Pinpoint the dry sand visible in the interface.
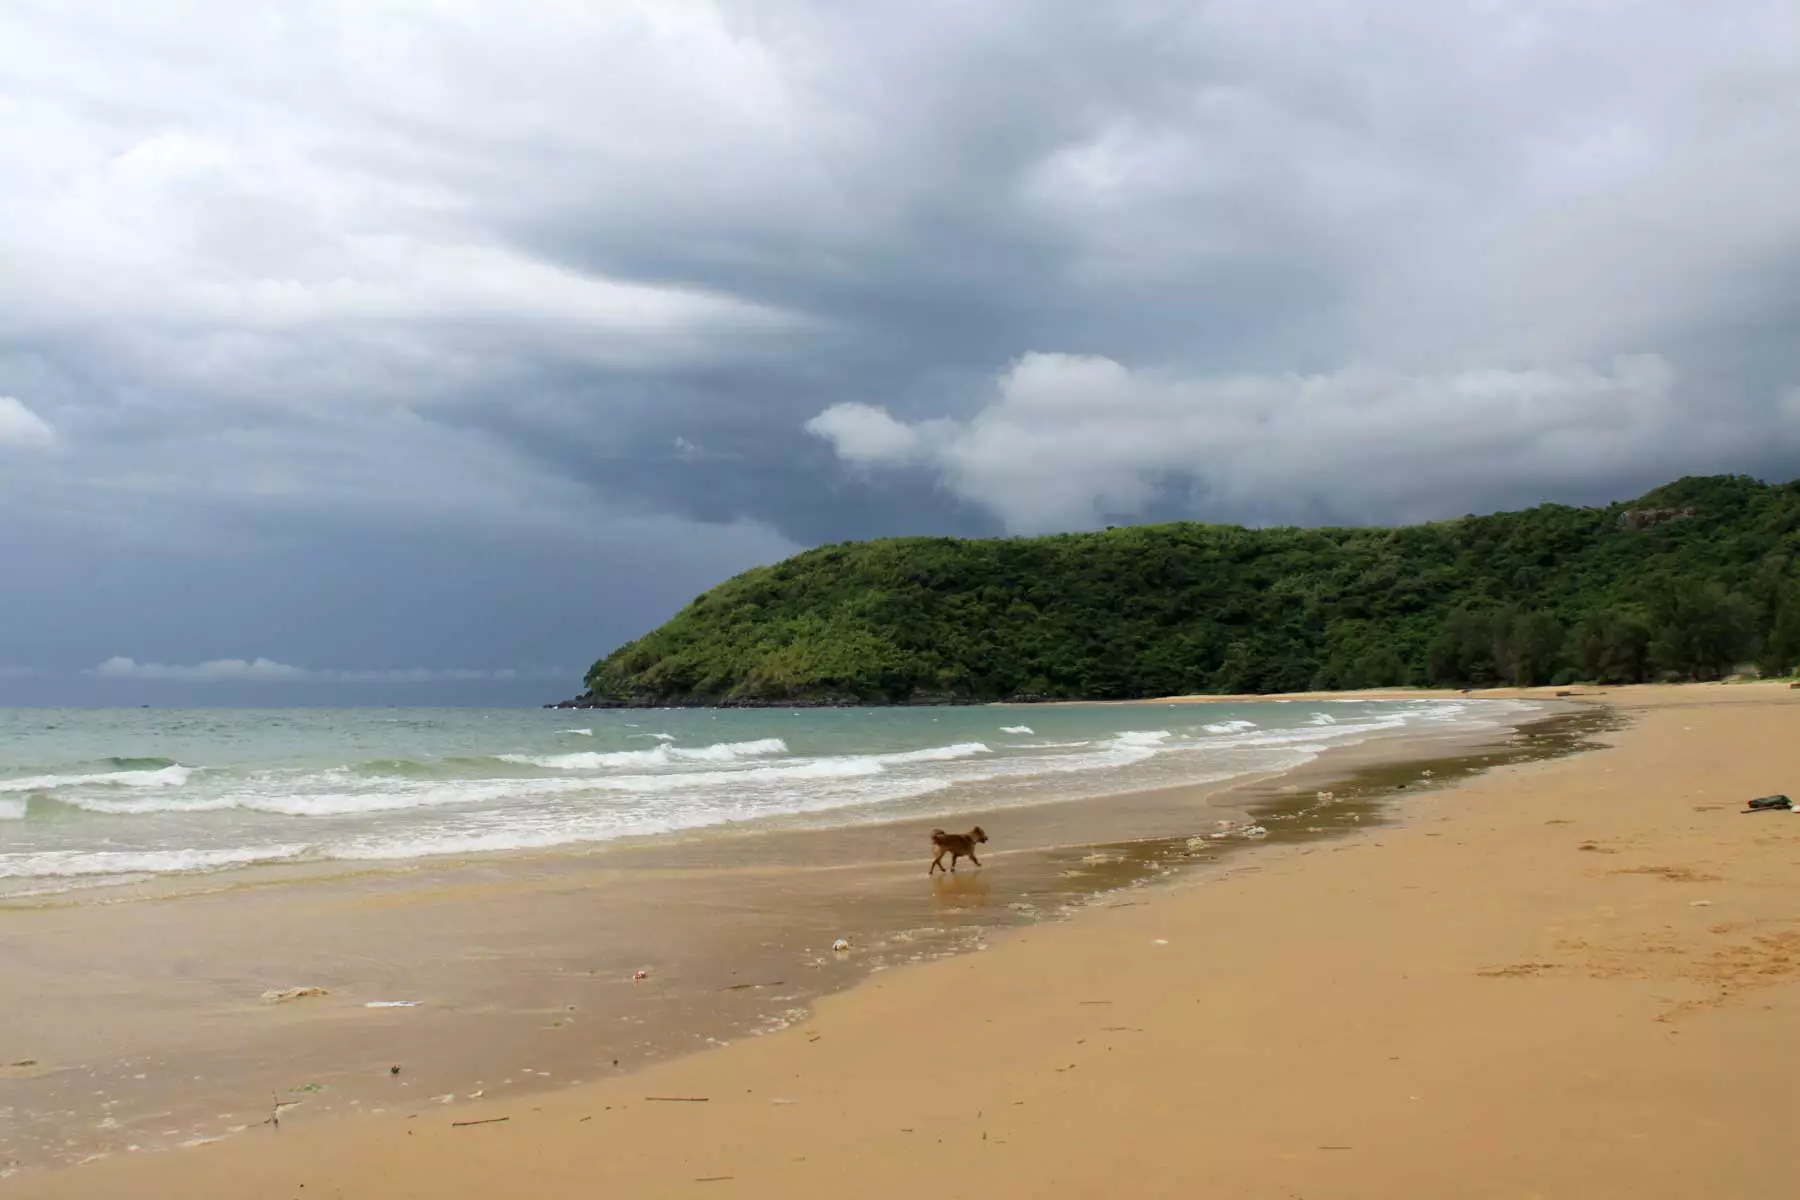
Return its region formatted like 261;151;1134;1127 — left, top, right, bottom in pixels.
7;682;1798;1198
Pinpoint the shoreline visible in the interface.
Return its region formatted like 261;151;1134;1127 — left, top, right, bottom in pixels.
0;700;1560;1180
11;682;1791;1196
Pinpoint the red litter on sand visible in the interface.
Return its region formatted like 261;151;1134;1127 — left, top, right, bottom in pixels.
633;970;649;981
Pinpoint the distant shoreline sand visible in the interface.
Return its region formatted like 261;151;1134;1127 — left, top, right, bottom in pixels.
18;685;1794;1196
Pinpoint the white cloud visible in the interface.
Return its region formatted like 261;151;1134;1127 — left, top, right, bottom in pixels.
0;396;55;448
810;350;1798;532
89;657;565;684
804;403;932;465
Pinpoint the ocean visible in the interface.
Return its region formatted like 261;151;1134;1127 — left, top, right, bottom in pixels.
0;699;1533;897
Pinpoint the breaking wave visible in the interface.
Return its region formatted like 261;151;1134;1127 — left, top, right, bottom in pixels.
502;738;790;770
0;699;1543;888
0;764;194;793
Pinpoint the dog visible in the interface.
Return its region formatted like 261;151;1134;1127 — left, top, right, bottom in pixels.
929;825;988;874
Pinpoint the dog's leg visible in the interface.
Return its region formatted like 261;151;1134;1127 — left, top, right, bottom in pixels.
966;850;981;867
930;848;945;874
950;851;961;873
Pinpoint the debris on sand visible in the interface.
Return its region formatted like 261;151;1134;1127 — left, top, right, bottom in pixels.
260;987;328;1004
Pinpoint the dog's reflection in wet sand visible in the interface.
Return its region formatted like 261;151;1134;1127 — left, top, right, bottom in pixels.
930;870;992;909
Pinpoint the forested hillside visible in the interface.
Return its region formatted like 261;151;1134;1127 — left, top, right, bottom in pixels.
575;475;1800;706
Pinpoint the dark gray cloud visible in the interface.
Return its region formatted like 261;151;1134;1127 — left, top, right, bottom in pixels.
3;1;1800;700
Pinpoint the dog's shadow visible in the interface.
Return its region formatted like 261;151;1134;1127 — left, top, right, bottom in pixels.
930;870;992;909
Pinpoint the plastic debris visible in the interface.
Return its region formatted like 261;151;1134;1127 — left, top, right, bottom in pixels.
831;938;851;953
632;969;649;981
1743;794;1792;813
1240;825;1269;839
364;1000;421;1008
260;987;328;1004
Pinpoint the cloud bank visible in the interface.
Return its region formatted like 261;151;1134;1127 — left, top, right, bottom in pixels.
2;2;1799;698
809;351;1800;531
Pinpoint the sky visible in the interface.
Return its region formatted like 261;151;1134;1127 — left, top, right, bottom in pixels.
3;1;1800;705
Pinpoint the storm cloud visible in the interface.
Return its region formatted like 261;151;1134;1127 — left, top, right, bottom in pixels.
3;1;1799;701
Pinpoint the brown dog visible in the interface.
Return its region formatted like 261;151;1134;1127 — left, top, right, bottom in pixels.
929;825;988;874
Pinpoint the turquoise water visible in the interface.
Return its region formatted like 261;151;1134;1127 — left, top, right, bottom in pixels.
0;700;1531;894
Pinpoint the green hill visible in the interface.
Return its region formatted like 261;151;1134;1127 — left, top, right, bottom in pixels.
577;475;1800;706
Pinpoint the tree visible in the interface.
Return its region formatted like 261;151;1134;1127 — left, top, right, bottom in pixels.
1504;610;1565;686
1648;583;1756;681
1573;609;1654;684
1761;586;1800;677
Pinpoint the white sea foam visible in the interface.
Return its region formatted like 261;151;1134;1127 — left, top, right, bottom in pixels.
561;728;594;736
1000;725;1034;734
503;737;790;770
330;777;963;864
50;793;241;816
0;844;316;880
1307;712;1338;725
0;764;193;793
873;741;991;765
0;700;1532;887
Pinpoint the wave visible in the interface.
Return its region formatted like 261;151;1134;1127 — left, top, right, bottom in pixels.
1203;720;1258;734
45;793;240;816
341;758;474;779
0;764;194;794
22;741;994;822
690;741;993;785
1113;730;1172;746
873;741;991;765
1231;714;1407;749
504;738;790;770
1000;725;1034;734
0;797;24;821
561;728;594;736
0;843;317;880
51;775;602;819
1307;713;1338;725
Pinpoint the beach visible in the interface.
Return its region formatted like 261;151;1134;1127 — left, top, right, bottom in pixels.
5;683;1798;1197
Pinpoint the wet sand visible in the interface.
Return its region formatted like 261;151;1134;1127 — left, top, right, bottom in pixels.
19;683;1797;1196
0;702;1559;1179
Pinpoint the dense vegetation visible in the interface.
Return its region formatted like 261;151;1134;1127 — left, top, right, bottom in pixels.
580;475;1800;705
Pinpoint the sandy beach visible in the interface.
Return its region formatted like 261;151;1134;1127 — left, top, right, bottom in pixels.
6;683;1799;1197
